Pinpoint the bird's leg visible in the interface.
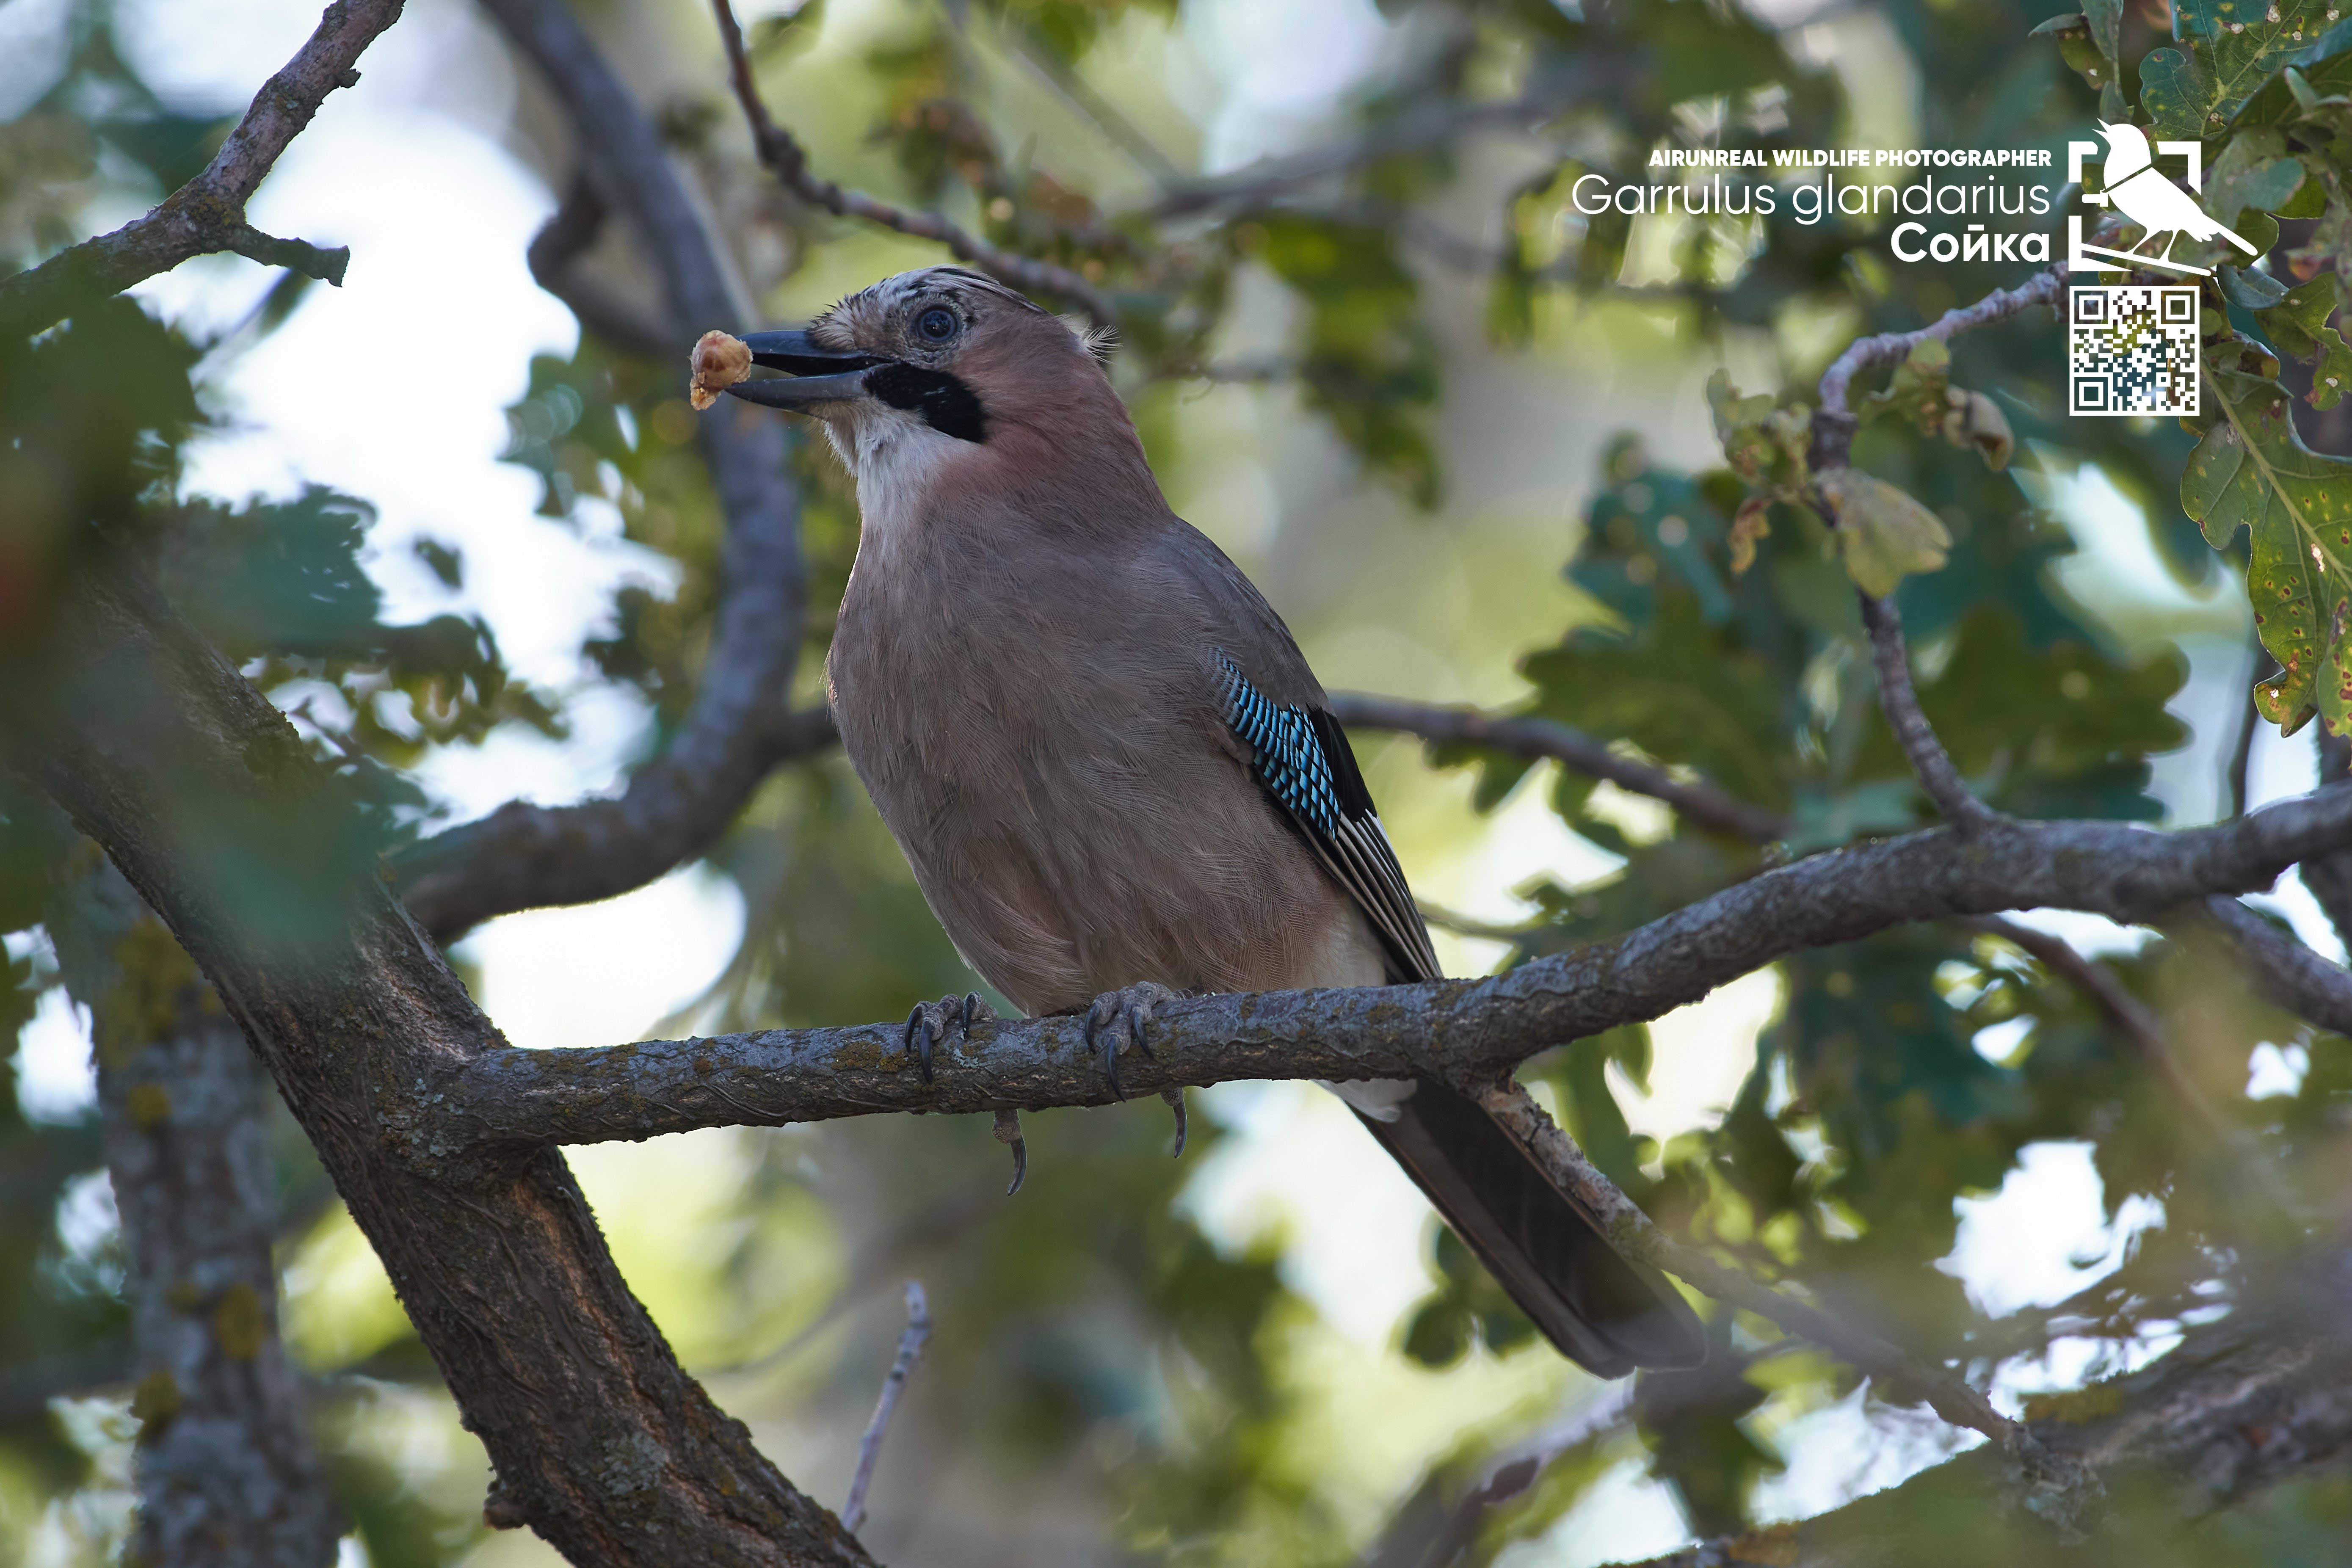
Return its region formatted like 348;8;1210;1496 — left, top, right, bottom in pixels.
992;1107;1027;1195
903;990;996;1082
1079;981;1184;1102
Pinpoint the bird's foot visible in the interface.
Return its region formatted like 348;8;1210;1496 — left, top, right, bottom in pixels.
904;991;995;1083
1162;1087;1188;1159
1080;981;1185;1103
992;1107;1028;1195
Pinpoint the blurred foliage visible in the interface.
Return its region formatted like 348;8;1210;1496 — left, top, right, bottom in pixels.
6;0;2352;1565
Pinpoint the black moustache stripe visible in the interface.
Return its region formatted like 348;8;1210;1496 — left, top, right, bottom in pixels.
865;363;987;444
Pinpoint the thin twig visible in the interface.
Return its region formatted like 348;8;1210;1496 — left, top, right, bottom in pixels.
2192;896;2352;1036
1001;32;1182;185
2302;726;2352;953
1961;915;2299;1222
1960;916;2163;1050
1327;693;1789;843
1856;592;2001;834
1472;1082;2097;1510
0;0;403;337
840;1282;932;1536
709;0;1115;323
2228;634;2275;820
1145;56;1618;220
1810;264;2068;471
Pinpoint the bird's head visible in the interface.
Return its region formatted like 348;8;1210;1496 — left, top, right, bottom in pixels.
722;267;1143;527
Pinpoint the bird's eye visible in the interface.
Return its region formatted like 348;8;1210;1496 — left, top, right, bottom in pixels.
917;307;958;342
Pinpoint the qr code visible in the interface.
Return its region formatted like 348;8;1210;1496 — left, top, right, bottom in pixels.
2069;287;2198;416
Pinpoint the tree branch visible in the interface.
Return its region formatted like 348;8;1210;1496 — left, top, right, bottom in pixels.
708;0;1116;323
1473;1083;2071;1485
1144;56;1620;220
2303;726;2352;951
1609;1264;2352;1568
48;859;339;1568
440;792;2352;1148
393;0;823;943
0;0;402;338
839;1281;930;1537
2189;896;2352;1036
524;169;672;358
11;560;871;1567
1808;265;2068;472
1857;591;2001;833
1326;693;1789;843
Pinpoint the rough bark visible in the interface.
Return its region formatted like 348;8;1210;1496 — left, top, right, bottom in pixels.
438;792;2352;1149
8;561;870;1568
47;864;338;1568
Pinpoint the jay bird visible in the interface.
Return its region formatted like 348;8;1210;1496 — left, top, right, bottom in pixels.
716;265;1703;1376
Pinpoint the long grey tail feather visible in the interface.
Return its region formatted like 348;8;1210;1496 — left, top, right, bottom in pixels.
1357;1082;1706;1377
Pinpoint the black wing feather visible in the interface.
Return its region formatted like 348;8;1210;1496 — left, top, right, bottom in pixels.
1213;651;1442;984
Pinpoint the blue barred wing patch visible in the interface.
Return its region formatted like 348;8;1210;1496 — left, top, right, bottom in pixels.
1213;651;1441;983
1217;655;1342;838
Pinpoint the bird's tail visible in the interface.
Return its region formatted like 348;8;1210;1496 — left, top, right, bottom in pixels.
1356;1082;1706;1376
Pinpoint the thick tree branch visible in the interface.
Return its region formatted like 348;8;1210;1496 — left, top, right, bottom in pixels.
442;791;2352;1148
10;561;870;1566
709;0;1115;323
393;0;819;943
49;862;339;1568
1856;591;2000;833
1326;693;1790;842
0;0;401;338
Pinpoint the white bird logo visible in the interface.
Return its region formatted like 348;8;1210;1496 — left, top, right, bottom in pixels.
2093;120;2258;267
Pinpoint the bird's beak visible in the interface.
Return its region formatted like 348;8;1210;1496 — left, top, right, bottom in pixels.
725;330;885;410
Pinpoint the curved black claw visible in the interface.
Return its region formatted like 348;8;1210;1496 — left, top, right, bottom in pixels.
992;1107;1027;1196
1161;1087;1187;1159
904;1003;935;1083
904;991;999;1082
1081;982;1182;1102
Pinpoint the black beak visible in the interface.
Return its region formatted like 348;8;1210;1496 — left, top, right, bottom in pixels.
724;330;883;409
737;330;880;375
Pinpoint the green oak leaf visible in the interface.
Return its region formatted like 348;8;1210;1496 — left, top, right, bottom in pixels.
2291;179;2352;274
1817;467;1952;597
2254;275;2352;408
2142;45;2223;140
2184;338;2352;732
2203;127;2307;229
2085;0;2126;65
2143;0;2338;140
2221;263;2291;309
2232;16;2352;124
